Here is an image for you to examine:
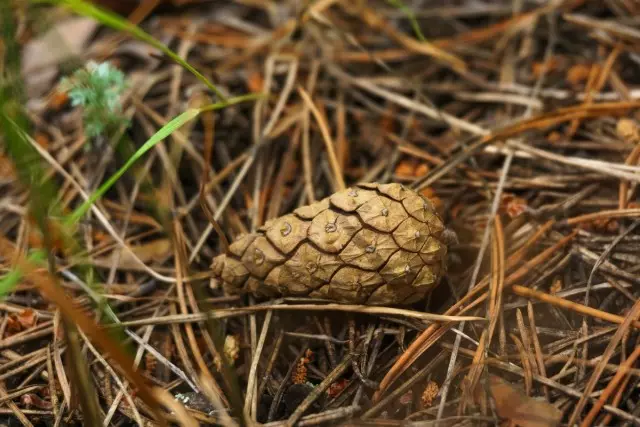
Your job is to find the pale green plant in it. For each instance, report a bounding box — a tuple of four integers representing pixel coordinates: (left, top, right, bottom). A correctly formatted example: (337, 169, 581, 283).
(59, 60, 128, 139)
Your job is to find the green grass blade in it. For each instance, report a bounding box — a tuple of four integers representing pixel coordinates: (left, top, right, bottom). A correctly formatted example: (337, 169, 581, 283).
(0, 1, 62, 296)
(385, 0, 427, 42)
(198, 92, 264, 113)
(0, 250, 47, 297)
(34, 0, 227, 101)
(66, 108, 200, 225)
(67, 92, 262, 225)
(0, 271, 22, 297)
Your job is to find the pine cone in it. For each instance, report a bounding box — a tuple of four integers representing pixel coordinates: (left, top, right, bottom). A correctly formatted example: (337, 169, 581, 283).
(211, 183, 448, 305)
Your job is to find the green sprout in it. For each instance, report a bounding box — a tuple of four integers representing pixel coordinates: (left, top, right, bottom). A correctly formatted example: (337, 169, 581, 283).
(59, 61, 128, 140)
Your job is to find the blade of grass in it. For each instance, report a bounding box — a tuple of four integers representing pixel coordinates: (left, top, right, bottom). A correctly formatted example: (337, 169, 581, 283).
(0, 251, 46, 296)
(2, 5, 134, 423)
(34, 0, 227, 100)
(0, 236, 168, 426)
(68, 93, 261, 225)
(0, 0, 64, 295)
(65, 108, 200, 225)
(1, 93, 260, 297)
(385, 0, 427, 42)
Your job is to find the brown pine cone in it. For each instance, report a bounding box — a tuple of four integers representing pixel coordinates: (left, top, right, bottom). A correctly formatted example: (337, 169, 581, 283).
(211, 183, 448, 305)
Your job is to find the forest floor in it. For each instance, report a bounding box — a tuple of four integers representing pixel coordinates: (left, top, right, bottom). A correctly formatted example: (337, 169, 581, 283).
(2, 1, 640, 426)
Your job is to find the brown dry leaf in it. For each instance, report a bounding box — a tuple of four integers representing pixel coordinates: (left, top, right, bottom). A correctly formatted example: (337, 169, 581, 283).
(102, 201, 163, 229)
(17, 308, 38, 329)
(94, 239, 172, 269)
(500, 193, 528, 218)
(484, 375, 562, 427)
(21, 393, 52, 410)
(120, 239, 171, 264)
(327, 379, 349, 398)
(21, 17, 98, 97)
(4, 309, 38, 336)
(507, 200, 528, 218)
(5, 316, 22, 335)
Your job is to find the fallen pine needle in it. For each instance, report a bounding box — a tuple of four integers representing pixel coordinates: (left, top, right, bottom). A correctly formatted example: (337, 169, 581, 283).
(113, 303, 486, 328)
(511, 285, 640, 330)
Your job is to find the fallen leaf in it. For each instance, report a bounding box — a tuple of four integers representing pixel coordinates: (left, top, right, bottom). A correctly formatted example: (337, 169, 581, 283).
(93, 239, 172, 269)
(482, 375, 562, 427)
(21, 17, 98, 97)
(4, 309, 38, 336)
(327, 379, 349, 398)
(17, 308, 38, 329)
(5, 316, 22, 335)
(21, 393, 52, 410)
(500, 193, 528, 218)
